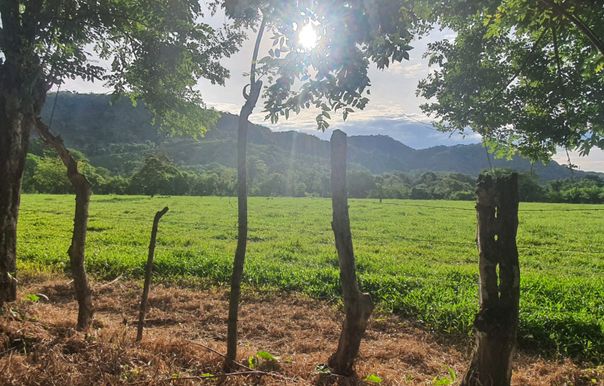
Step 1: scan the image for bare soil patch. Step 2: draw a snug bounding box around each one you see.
[0,274,601,385]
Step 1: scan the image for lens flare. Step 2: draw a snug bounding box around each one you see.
[298,23,318,50]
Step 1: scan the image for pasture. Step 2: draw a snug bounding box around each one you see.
[16,195,604,361]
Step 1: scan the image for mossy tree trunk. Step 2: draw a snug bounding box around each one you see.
[462,173,520,386]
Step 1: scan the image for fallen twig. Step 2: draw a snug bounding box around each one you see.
[0,347,17,357]
[95,275,123,290]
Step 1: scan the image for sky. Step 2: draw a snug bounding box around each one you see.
[62,12,604,173]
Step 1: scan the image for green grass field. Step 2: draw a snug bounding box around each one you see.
[16,195,604,361]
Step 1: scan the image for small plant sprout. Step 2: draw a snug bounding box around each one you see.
[248,350,279,370]
[364,373,383,384]
[25,294,40,303]
[432,367,457,385]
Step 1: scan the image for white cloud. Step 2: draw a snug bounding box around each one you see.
[553,149,604,173]
[207,101,242,114]
[385,62,424,78]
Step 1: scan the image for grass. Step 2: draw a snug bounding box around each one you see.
[16,195,604,362]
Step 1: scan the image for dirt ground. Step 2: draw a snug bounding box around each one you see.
[0,274,601,385]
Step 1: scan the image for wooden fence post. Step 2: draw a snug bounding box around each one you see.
[36,119,94,330]
[136,207,169,342]
[328,130,374,376]
[462,173,520,386]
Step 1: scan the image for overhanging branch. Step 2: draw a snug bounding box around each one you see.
[538,0,604,56]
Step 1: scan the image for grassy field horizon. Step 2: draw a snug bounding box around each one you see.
[16,194,604,362]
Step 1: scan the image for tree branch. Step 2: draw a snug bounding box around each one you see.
[538,0,604,56]
[484,27,548,107]
[35,118,91,190]
[249,15,266,87]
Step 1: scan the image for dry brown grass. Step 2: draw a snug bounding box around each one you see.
[0,274,601,385]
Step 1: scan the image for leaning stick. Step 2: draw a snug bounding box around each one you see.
[136,207,169,342]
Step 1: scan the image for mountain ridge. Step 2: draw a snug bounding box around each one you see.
[40,92,592,180]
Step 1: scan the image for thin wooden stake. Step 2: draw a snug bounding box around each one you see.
[136,207,169,342]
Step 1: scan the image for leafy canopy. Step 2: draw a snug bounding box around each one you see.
[218,0,425,130]
[416,0,604,161]
[0,0,244,136]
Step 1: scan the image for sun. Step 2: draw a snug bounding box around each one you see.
[298,23,318,50]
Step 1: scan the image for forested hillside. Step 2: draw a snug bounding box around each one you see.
[31,92,603,202]
[42,92,589,177]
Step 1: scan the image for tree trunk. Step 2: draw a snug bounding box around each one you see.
[224,16,266,372]
[36,119,94,330]
[0,2,47,306]
[462,173,520,386]
[328,130,374,376]
[0,98,31,306]
[0,63,45,305]
[137,207,169,342]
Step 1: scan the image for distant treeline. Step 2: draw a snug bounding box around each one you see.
[23,143,604,203]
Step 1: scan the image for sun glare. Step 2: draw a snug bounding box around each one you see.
[298,23,318,50]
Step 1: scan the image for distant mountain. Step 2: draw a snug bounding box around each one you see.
[40,92,591,180]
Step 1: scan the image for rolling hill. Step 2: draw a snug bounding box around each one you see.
[40,92,587,180]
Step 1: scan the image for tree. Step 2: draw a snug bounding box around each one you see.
[223,12,266,371]
[259,1,421,129]
[417,0,604,161]
[219,0,419,372]
[416,1,603,383]
[347,170,376,198]
[129,154,185,196]
[0,1,241,304]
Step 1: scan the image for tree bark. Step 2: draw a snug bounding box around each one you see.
[328,130,374,376]
[0,96,31,306]
[0,0,49,306]
[0,50,46,305]
[137,206,169,342]
[224,16,266,372]
[462,173,520,386]
[35,119,94,330]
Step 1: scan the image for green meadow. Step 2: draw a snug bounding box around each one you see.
[17,195,604,361]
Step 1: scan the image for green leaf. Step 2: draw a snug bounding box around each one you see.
[595,57,604,73]
[364,373,383,383]
[248,355,257,369]
[25,294,40,303]
[256,351,277,361]
[447,366,456,381]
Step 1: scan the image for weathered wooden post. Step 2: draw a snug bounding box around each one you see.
[462,173,520,386]
[36,119,94,330]
[136,206,169,342]
[328,130,374,376]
